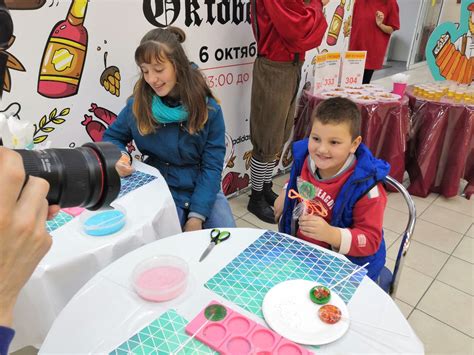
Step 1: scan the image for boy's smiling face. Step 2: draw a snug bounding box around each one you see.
[308,119,362,178]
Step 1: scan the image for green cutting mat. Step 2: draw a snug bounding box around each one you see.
[205,230,366,318]
[110,309,216,355]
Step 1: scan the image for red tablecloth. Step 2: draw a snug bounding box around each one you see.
[406,91,474,199]
[294,91,410,183]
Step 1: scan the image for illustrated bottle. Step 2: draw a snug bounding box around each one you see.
[38,0,88,98]
[326,0,345,46]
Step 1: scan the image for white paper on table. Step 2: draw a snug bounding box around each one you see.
[341,51,366,88]
[313,53,327,94]
[323,52,341,90]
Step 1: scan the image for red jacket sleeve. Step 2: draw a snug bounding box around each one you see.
[338,183,387,257]
[263,0,328,52]
[385,0,400,31]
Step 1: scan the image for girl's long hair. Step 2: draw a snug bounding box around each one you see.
[132,27,215,135]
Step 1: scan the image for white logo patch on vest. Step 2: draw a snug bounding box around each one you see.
[357,234,367,247]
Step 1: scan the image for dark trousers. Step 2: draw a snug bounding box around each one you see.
[250,57,302,162]
[363,69,375,84]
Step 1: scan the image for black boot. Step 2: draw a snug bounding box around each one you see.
[247,189,276,224]
[263,182,278,206]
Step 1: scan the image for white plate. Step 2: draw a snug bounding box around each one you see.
[262,279,350,345]
[375,92,401,101]
[317,91,349,99]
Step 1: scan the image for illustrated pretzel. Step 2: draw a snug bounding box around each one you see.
[288,189,328,217]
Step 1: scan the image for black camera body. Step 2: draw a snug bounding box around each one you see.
[16,142,121,210]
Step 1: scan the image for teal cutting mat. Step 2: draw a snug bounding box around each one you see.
[119,171,157,198]
[205,230,367,318]
[110,309,216,355]
[46,210,74,233]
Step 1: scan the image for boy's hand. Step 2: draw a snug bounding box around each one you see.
[299,214,341,249]
[273,191,285,222]
[375,11,385,27]
[298,214,331,241]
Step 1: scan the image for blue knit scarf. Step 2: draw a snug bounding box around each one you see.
[151,95,188,124]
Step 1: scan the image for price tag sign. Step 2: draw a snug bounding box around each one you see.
[322,52,341,90]
[313,53,327,94]
[341,51,366,87]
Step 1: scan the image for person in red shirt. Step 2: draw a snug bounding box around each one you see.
[275,98,389,279]
[349,0,400,84]
[248,0,328,223]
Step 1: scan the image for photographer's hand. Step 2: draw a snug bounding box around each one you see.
[0,147,56,327]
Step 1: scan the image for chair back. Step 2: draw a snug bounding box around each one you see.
[384,175,416,296]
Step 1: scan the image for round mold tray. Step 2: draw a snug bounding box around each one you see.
[226,315,252,335]
[202,323,227,343]
[276,342,304,355]
[251,328,277,350]
[225,336,252,354]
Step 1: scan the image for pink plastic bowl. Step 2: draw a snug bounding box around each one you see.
[132,255,189,302]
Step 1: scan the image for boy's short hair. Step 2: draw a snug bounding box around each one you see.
[311,97,361,139]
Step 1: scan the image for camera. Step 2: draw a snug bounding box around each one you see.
[15,142,122,210]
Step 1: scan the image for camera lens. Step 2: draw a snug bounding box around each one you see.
[16,142,121,210]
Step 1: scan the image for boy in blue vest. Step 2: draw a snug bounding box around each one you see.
[275,97,389,280]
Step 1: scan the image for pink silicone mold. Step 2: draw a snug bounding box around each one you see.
[185,300,312,355]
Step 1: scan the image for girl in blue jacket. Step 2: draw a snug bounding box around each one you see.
[103,27,235,231]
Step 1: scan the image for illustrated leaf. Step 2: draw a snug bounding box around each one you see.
[6,52,25,72]
[33,124,38,132]
[49,108,58,119]
[41,127,54,133]
[60,108,70,116]
[3,69,11,92]
[52,118,65,124]
[34,135,48,144]
[39,115,47,128]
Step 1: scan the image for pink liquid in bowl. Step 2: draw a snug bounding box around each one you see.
[135,266,187,302]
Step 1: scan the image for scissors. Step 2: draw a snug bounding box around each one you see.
[199,228,231,262]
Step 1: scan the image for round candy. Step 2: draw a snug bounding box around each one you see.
[309,285,331,305]
[204,304,227,321]
[318,304,342,324]
[298,181,316,200]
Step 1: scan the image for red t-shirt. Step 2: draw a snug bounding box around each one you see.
[296,157,387,257]
[251,0,328,62]
[349,0,400,70]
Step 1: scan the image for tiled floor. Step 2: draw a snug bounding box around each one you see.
[12,66,473,355]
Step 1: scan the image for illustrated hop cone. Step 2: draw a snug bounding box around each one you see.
[100,52,121,96]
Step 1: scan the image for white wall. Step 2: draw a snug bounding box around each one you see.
[439,0,462,24]
[387,0,422,62]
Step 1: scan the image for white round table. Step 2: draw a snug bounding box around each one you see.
[40,228,423,354]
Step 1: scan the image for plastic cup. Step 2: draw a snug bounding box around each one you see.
[392,82,407,96]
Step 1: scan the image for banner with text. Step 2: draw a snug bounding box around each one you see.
[1,0,353,197]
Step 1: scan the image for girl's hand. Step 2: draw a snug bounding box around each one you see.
[298,214,331,242]
[274,192,285,222]
[184,217,203,232]
[375,11,385,27]
[115,154,134,177]
[321,0,330,6]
